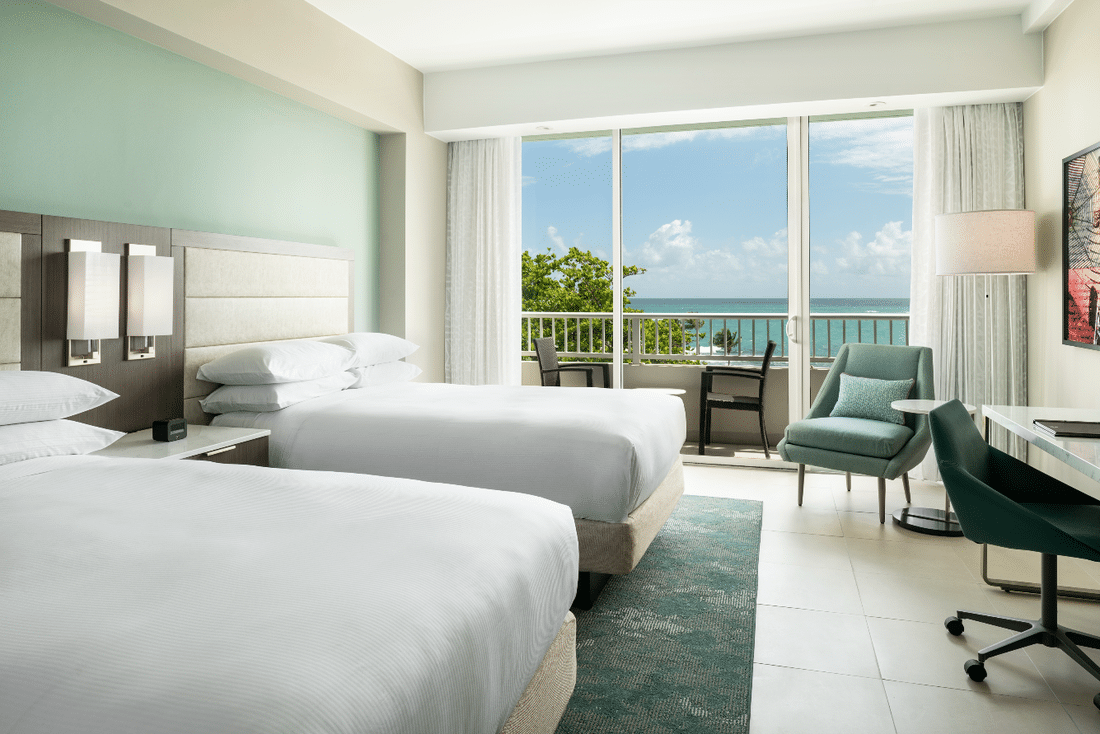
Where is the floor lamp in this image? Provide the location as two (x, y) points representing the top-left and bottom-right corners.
(931, 209), (1037, 531)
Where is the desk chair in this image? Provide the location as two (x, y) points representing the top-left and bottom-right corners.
(698, 340), (777, 458)
(930, 399), (1100, 709)
(533, 337), (611, 388)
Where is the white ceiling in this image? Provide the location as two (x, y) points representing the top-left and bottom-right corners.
(303, 0), (1064, 73)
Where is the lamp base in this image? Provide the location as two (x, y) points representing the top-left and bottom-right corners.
(892, 506), (963, 537)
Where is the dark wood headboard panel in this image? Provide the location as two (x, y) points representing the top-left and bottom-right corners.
(5, 210), (184, 433)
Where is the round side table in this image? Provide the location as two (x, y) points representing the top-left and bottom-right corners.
(890, 399), (976, 537)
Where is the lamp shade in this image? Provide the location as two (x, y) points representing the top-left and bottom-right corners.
(935, 209), (1036, 275)
(127, 255), (174, 336)
(67, 251), (120, 340)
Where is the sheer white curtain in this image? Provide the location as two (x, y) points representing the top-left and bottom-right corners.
(445, 138), (522, 386)
(910, 104), (1027, 479)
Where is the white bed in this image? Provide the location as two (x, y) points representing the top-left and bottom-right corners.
(212, 382), (686, 524)
(0, 454), (578, 734)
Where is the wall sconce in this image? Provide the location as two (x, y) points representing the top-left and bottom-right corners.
(67, 239), (120, 367)
(126, 243), (174, 360)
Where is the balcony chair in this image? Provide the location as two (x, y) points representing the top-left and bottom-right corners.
(930, 400), (1100, 708)
(698, 340), (777, 458)
(533, 337), (611, 388)
(777, 343), (934, 524)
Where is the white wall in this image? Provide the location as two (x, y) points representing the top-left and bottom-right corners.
(426, 16), (1043, 141)
(1024, 0), (1100, 488)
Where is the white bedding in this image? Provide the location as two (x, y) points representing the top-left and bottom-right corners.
(213, 383), (687, 523)
(0, 455), (577, 734)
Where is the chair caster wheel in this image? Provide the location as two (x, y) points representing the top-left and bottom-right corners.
(964, 659), (987, 682)
(945, 616), (964, 636)
(1093, 692), (1100, 712)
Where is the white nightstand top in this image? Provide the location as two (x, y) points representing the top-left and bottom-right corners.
(93, 425), (271, 461)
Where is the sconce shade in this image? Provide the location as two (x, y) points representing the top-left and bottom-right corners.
(935, 209), (1036, 275)
(67, 251), (120, 340)
(127, 255), (174, 336)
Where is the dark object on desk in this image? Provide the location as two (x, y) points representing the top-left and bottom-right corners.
(533, 337), (610, 388)
(1032, 419), (1100, 438)
(152, 418), (187, 442)
(698, 340), (777, 458)
(931, 399), (1100, 710)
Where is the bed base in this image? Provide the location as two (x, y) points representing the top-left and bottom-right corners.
(575, 456), (685, 576)
(500, 611), (577, 734)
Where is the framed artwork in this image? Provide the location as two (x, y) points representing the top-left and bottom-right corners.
(1063, 140), (1100, 350)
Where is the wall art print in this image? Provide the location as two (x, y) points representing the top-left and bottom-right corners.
(1063, 140), (1100, 350)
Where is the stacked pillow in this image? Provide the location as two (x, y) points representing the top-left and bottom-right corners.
(319, 332), (421, 388)
(0, 371), (124, 465)
(197, 334), (421, 414)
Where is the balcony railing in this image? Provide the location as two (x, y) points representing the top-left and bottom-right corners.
(521, 311), (910, 364)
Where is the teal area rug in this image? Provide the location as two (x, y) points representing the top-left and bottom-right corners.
(557, 494), (763, 734)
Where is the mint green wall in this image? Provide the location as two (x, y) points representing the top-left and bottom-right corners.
(0, 0), (380, 329)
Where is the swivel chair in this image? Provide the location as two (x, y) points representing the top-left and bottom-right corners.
(930, 399), (1100, 709)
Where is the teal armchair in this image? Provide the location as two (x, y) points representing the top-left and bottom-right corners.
(777, 343), (934, 523)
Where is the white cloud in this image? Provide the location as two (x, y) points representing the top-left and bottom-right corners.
(811, 116), (913, 194)
(522, 175), (537, 187)
(833, 221), (912, 276)
(558, 125), (782, 157)
(742, 230), (787, 258)
(547, 225), (566, 252)
(631, 220), (743, 280)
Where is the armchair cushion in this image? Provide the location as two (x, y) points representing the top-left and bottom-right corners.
(785, 416), (914, 459)
(829, 373), (913, 424)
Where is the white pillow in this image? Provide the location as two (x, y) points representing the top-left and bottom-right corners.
(200, 371), (356, 414)
(0, 371), (118, 426)
(348, 361), (422, 388)
(320, 332), (419, 368)
(197, 341), (357, 385)
(0, 419), (125, 465)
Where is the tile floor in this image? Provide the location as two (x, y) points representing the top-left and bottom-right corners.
(681, 462), (1100, 734)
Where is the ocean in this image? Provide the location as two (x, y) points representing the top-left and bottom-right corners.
(627, 297), (910, 357)
(628, 297), (909, 315)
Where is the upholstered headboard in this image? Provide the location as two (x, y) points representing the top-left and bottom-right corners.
(0, 231), (20, 371)
(175, 229), (354, 425)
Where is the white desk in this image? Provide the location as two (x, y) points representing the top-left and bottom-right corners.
(983, 404), (1100, 491)
(982, 404), (1100, 599)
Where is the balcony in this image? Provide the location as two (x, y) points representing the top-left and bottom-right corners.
(521, 311), (910, 460)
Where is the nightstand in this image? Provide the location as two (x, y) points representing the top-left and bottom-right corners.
(93, 425), (270, 467)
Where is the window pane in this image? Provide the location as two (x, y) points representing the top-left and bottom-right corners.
(808, 114), (913, 359)
(521, 134), (613, 359)
(621, 122), (788, 363)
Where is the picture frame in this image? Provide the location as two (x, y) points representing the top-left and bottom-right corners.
(1062, 139), (1100, 350)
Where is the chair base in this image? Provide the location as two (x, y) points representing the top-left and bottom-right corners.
(945, 554), (1100, 705)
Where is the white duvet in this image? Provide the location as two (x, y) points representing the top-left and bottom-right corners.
(213, 383), (687, 523)
(0, 455), (578, 734)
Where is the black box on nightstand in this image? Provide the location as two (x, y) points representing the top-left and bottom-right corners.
(152, 418), (187, 442)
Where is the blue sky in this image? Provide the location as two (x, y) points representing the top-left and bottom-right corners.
(522, 115), (914, 300)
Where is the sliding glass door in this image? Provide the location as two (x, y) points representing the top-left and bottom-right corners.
(522, 112), (913, 429)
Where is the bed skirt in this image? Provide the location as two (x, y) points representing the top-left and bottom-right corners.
(575, 456), (685, 575)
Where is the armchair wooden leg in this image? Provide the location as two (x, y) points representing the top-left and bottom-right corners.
(797, 464), (806, 506)
(877, 477), (886, 524)
(846, 472), (852, 492)
(902, 473), (911, 504)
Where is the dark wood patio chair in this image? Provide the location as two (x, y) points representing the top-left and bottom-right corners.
(533, 337), (611, 388)
(698, 340), (777, 458)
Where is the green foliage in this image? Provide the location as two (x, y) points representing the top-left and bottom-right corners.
(522, 248), (736, 364)
(521, 247), (641, 312)
(711, 327), (742, 353)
